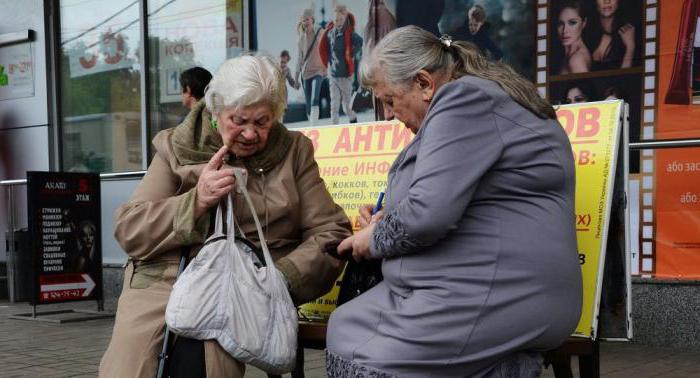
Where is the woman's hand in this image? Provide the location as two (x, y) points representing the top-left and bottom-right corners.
(618, 23), (635, 68)
(194, 146), (237, 218)
(358, 204), (384, 229)
(618, 24), (635, 51)
(337, 223), (376, 262)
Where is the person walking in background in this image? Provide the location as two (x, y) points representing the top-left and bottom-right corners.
(452, 4), (503, 61)
(179, 67), (212, 110)
(279, 50), (300, 98)
(319, 5), (363, 124)
(326, 26), (582, 377)
(295, 9), (325, 125)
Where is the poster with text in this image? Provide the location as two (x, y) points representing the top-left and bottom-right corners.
(27, 172), (103, 304)
(297, 120), (410, 320)
(556, 101), (623, 338)
(654, 0), (700, 278)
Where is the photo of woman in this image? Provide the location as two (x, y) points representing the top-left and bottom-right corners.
(585, 0), (639, 70)
(549, 0), (642, 75)
(553, 0), (592, 74)
(295, 8), (326, 126)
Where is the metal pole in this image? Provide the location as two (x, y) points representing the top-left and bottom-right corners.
(156, 252), (188, 378)
(6, 186), (16, 303)
(630, 138), (700, 150)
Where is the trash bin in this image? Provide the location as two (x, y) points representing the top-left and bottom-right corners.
(5, 228), (33, 302)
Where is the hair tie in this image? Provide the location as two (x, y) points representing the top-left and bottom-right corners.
(439, 34), (453, 48)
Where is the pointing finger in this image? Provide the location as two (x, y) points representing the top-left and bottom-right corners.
(206, 146), (229, 171)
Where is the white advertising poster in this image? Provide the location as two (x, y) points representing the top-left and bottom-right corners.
(68, 32), (134, 78)
(158, 39), (196, 104)
(0, 43), (35, 101)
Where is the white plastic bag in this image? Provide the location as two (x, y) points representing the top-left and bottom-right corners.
(165, 171), (298, 374)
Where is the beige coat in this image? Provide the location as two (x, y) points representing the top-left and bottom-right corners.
(99, 106), (351, 377)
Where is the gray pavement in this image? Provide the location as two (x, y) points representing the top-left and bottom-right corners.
(1, 299), (699, 377)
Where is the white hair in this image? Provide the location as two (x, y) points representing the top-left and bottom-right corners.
(204, 54), (287, 120)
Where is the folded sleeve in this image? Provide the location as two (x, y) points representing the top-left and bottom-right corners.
(114, 151), (209, 261)
(370, 80), (505, 258)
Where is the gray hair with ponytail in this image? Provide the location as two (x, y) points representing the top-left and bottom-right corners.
(360, 25), (556, 120)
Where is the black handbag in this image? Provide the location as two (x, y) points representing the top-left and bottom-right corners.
(323, 241), (383, 306)
(336, 260), (383, 306)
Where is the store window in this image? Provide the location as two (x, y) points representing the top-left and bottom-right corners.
(147, 0), (244, 148)
(59, 0), (143, 173)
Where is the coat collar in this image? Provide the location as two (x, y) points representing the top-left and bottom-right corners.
(171, 100), (292, 174)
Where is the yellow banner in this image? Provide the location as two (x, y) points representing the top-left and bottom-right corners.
(297, 120), (411, 321)
(556, 101), (622, 338)
(298, 103), (622, 338)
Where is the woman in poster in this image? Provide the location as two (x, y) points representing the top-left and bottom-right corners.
(586, 0), (637, 70)
(294, 9), (326, 125)
(555, 0), (592, 74)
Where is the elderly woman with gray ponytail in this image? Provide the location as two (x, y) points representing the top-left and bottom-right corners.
(327, 26), (582, 377)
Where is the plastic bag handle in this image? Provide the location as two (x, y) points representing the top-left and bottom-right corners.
(231, 170), (275, 270)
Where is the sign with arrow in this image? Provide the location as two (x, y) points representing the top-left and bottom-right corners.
(27, 172), (103, 305)
(39, 273), (96, 302)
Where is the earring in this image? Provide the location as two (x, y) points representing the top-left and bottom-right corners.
(210, 118), (218, 130)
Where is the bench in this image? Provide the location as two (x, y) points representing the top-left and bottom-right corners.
(271, 323), (600, 378)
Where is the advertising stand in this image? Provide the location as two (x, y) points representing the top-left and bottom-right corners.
(296, 101), (631, 375)
(9, 172), (113, 323)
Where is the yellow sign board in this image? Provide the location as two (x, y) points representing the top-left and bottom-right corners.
(297, 120), (411, 321)
(557, 101), (623, 338)
(299, 102), (622, 339)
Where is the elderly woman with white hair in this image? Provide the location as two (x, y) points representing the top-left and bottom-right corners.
(327, 26), (582, 377)
(99, 55), (351, 378)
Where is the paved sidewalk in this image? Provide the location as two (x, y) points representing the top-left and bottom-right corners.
(1, 299), (699, 377)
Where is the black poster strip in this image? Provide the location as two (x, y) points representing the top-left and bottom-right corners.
(27, 172), (103, 305)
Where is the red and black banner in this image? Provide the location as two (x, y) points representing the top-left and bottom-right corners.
(27, 172), (102, 304)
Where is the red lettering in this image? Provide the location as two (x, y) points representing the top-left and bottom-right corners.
(103, 33), (125, 65)
(374, 124), (392, 150)
(79, 54), (97, 69)
(576, 108), (600, 138)
(226, 16), (239, 32)
(578, 150), (591, 165)
(353, 126), (373, 152)
(227, 37), (240, 49)
(557, 109), (575, 136)
(303, 130), (320, 151)
(391, 127), (412, 149)
(334, 128), (352, 153)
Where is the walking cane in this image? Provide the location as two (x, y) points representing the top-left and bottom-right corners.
(156, 248), (189, 378)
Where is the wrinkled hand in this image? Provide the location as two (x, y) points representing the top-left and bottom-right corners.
(358, 204), (384, 229)
(194, 146), (237, 218)
(337, 223), (376, 262)
(618, 24), (635, 50)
